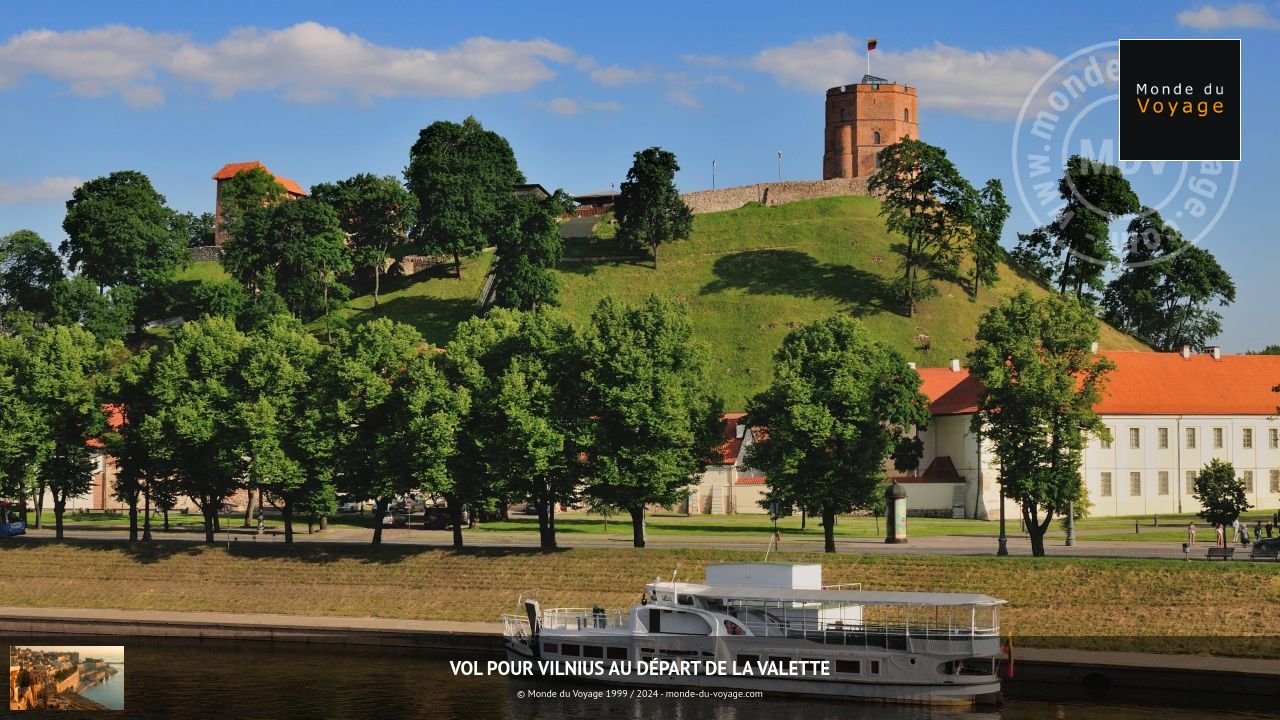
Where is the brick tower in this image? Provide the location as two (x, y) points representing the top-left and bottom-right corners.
(823, 75), (919, 179)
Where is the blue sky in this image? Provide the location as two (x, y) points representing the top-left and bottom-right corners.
(1, 1), (1277, 350)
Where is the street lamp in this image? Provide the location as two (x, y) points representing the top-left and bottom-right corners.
(712, 159), (717, 189)
(776, 150), (783, 181)
(997, 479), (1008, 556)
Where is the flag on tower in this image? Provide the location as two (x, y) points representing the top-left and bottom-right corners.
(867, 38), (878, 52)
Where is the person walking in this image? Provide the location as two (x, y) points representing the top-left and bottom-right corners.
(1216, 523), (1225, 548)
(1255, 520), (1263, 543)
(1241, 523), (1251, 546)
(1187, 522), (1196, 546)
(1232, 517), (1241, 544)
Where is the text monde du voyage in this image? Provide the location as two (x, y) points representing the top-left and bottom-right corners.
(1133, 82), (1228, 118)
(450, 659), (832, 677)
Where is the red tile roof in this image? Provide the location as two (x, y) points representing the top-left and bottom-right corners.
(735, 475), (766, 485)
(893, 456), (964, 484)
(914, 351), (1280, 417)
(86, 404), (125, 450)
(718, 412), (747, 464)
(212, 161), (307, 197)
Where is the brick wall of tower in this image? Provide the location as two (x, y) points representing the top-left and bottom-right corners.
(823, 83), (919, 179)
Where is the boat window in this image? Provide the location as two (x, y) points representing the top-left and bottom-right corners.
(561, 644), (581, 656)
(735, 654), (758, 670)
(583, 645), (603, 658)
(870, 660), (881, 675)
(542, 642), (558, 654)
(835, 660), (861, 674)
(768, 656), (790, 664)
(677, 595), (695, 606)
(606, 647), (627, 660)
(723, 619), (745, 635)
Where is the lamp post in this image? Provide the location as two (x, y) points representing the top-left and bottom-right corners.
(776, 150), (783, 181)
(712, 159), (717, 189)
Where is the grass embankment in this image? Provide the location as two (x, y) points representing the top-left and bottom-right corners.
(2, 542), (1277, 656)
(554, 197), (1145, 407)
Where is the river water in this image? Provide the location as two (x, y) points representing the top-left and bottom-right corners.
(79, 661), (125, 710)
(28, 640), (1271, 720)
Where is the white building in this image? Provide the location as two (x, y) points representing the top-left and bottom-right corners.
(693, 349), (1280, 519)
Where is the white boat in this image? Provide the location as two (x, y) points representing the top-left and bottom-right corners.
(501, 562), (1007, 706)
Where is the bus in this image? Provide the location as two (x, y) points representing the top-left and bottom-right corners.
(1, 500), (26, 537)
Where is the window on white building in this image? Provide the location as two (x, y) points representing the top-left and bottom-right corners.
(1243, 428), (1254, 449)
(1271, 428), (1279, 449)
(1100, 472), (1113, 497)
(1101, 429), (1112, 450)
(1213, 427), (1224, 449)
(1158, 471), (1169, 495)
(1271, 469), (1280, 494)
(1243, 470), (1254, 493)
(1157, 427), (1169, 449)
(1186, 427), (1197, 449)
(1187, 470), (1197, 491)
(1129, 428), (1140, 449)
(1129, 471), (1142, 496)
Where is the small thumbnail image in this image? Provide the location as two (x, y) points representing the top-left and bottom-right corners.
(9, 645), (124, 711)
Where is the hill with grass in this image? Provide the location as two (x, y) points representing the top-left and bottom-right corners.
(175, 195), (1147, 409)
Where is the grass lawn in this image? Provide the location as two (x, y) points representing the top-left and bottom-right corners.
(552, 197), (1147, 408)
(168, 260), (231, 316)
(475, 512), (997, 538)
(0, 542), (1276, 656)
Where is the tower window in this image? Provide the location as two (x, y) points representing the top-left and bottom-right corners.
(904, 108), (909, 122)
(873, 131), (881, 145)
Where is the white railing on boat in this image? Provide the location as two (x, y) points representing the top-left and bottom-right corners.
(541, 608), (630, 631)
(821, 582), (863, 590)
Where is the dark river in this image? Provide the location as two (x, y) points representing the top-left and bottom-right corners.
(13, 639), (1273, 720)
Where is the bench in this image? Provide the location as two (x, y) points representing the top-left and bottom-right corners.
(1206, 547), (1235, 560)
(1249, 545), (1279, 561)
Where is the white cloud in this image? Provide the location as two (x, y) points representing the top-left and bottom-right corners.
(0, 176), (83, 205)
(588, 64), (652, 86)
(1177, 3), (1280, 29)
(679, 53), (731, 68)
(537, 97), (622, 116)
(0, 22), (578, 105)
(0, 25), (181, 106)
(665, 87), (700, 108)
(747, 34), (1060, 121)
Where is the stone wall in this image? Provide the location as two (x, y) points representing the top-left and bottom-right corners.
(681, 177), (871, 215)
(189, 245), (223, 262)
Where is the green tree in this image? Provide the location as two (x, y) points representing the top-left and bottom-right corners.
(1102, 210), (1235, 351)
(236, 315), (328, 543)
(445, 309), (585, 549)
(968, 290), (1113, 556)
(311, 174), (418, 307)
(217, 166), (288, 245)
(16, 325), (112, 539)
(49, 277), (136, 341)
(868, 139), (976, 317)
(971, 179), (1011, 300)
(171, 211), (216, 248)
(405, 116), (524, 279)
(147, 317), (251, 542)
(322, 318), (431, 544)
(581, 296), (722, 547)
(188, 278), (250, 323)
(105, 348), (169, 541)
(614, 147), (693, 270)
(1193, 459), (1250, 528)
(223, 198), (352, 330)
(60, 171), (188, 335)
(745, 316), (930, 553)
(0, 230), (64, 319)
(491, 194), (564, 311)
(1248, 345), (1280, 355)
(0, 333), (46, 524)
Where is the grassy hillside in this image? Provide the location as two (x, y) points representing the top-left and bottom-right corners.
(557, 196), (1145, 408)
(174, 196), (1146, 407)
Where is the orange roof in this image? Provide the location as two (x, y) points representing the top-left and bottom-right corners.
(86, 404), (125, 450)
(736, 475), (766, 485)
(717, 412), (747, 464)
(914, 351), (1280, 417)
(212, 161), (307, 197)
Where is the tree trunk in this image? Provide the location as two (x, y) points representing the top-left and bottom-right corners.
(800, 508), (806, 530)
(243, 485), (254, 527)
(53, 496), (66, 540)
(373, 257), (382, 307)
(319, 515), (328, 532)
(372, 497), (389, 545)
(447, 494), (464, 549)
(142, 492), (152, 542)
(202, 499), (215, 544)
(127, 494), (139, 542)
(652, 243), (659, 270)
(33, 483), (44, 529)
(822, 506), (837, 553)
(629, 505), (646, 548)
(163, 508), (170, 532)
(282, 497), (294, 544)
(1025, 507), (1052, 557)
(453, 250), (463, 279)
(536, 499), (556, 550)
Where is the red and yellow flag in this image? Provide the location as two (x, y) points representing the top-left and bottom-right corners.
(867, 38), (878, 52)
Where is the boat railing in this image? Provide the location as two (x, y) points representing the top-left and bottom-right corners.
(501, 614), (532, 643)
(821, 582), (863, 591)
(541, 607), (630, 631)
(739, 617), (999, 647)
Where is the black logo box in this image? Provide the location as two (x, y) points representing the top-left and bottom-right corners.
(1119, 39), (1240, 162)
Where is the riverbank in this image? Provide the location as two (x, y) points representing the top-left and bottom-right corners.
(1, 540), (1277, 656)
